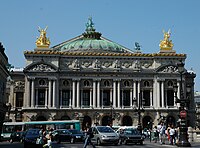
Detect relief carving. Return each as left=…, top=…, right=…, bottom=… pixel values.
left=30, top=64, right=56, bottom=72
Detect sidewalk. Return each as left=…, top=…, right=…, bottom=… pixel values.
left=144, top=139, right=200, bottom=147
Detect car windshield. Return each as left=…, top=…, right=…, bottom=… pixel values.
left=60, top=130, right=70, bottom=134
left=26, top=129, right=39, bottom=136
left=97, top=127, right=114, bottom=133
left=69, top=130, right=82, bottom=134
left=124, top=129, right=139, bottom=135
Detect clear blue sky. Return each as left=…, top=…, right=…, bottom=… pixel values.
left=0, top=0, right=200, bottom=90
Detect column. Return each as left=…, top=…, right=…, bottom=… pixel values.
left=60, top=90, right=62, bottom=107
left=90, top=89, right=92, bottom=107
left=133, top=81, right=136, bottom=99
left=93, top=81, right=96, bottom=108
left=26, top=78, right=31, bottom=107
left=177, top=82, right=181, bottom=107
left=97, top=81, right=100, bottom=108
left=150, top=89, right=153, bottom=107
left=110, top=89, right=113, bottom=104
left=72, top=81, right=76, bottom=108
left=130, top=89, right=133, bottom=107
left=48, top=80, right=52, bottom=107
left=113, top=81, right=116, bottom=108
left=157, top=80, right=160, bottom=108
left=77, top=80, right=80, bottom=108
left=13, top=93, right=16, bottom=108
left=35, top=89, right=38, bottom=107
left=117, top=80, right=121, bottom=108
left=153, top=79, right=157, bottom=108
left=45, top=88, right=48, bottom=107
left=161, top=81, right=165, bottom=108
left=31, top=79, right=35, bottom=108
left=137, top=80, right=141, bottom=106
left=52, top=80, right=56, bottom=108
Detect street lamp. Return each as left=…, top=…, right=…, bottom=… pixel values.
left=6, top=103, right=12, bottom=121
left=174, top=61, right=191, bottom=147
left=109, top=101, right=114, bottom=127
left=133, top=92, right=145, bottom=134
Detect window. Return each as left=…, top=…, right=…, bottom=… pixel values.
left=62, top=90, right=70, bottom=106
left=104, top=80, right=110, bottom=87
left=39, top=79, right=46, bottom=86
left=144, top=81, right=150, bottom=87
left=63, top=80, right=69, bottom=86
left=16, top=92, right=23, bottom=107
left=124, top=81, right=130, bottom=87
left=82, top=90, right=90, bottom=106
left=167, top=81, right=173, bottom=87
left=84, top=80, right=90, bottom=87
left=122, top=90, right=130, bottom=106
left=38, top=89, right=45, bottom=105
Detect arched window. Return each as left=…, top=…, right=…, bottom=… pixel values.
left=84, top=80, right=90, bottom=87
left=168, top=80, right=173, bottom=87
left=144, top=81, right=150, bottom=87
left=104, top=80, right=110, bottom=87
left=124, top=80, right=130, bottom=87
left=39, top=79, right=46, bottom=86
left=63, top=80, right=69, bottom=86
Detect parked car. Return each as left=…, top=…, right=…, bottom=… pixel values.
left=68, top=129, right=85, bottom=143
left=117, top=128, right=144, bottom=145
left=24, top=129, right=41, bottom=148
left=52, top=129, right=72, bottom=143
left=91, top=126, right=119, bottom=146
left=9, top=131, right=25, bottom=143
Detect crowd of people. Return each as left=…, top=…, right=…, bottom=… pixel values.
left=151, top=122, right=178, bottom=145
left=36, top=127, right=54, bottom=148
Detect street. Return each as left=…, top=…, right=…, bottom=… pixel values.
left=1, top=140, right=200, bottom=148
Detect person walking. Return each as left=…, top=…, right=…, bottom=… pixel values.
left=83, top=125, right=96, bottom=148
left=169, top=125, right=175, bottom=145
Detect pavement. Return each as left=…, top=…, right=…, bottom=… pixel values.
left=144, top=139, right=200, bottom=148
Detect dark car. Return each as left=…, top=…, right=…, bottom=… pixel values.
left=52, top=129, right=72, bottom=143
left=118, top=128, right=144, bottom=145
left=68, top=129, right=85, bottom=143
left=24, top=129, right=41, bottom=148
left=9, top=131, right=25, bottom=143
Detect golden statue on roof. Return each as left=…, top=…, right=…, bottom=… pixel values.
left=159, top=29, right=173, bottom=50
left=36, top=26, right=50, bottom=48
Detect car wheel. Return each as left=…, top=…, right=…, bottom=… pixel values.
left=70, top=137, right=75, bottom=143
left=118, top=139, right=122, bottom=145
left=124, top=139, right=127, bottom=145
left=97, top=138, right=101, bottom=146
left=140, top=141, right=143, bottom=145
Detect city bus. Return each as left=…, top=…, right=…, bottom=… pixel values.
left=1, top=120, right=80, bottom=141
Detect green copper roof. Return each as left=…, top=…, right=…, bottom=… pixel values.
left=55, top=17, right=133, bottom=53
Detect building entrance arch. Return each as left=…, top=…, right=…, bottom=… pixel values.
left=166, top=116, right=176, bottom=127
left=36, top=116, right=46, bottom=121
left=102, top=116, right=110, bottom=126
left=82, top=115, right=92, bottom=130
left=142, top=116, right=153, bottom=129
left=122, top=115, right=132, bottom=126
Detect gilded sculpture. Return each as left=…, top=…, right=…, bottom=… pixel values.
left=35, top=26, right=50, bottom=48
left=159, top=29, right=173, bottom=50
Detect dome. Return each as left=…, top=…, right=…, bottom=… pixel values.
left=59, top=37, right=128, bottom=53
left=54, top=17, right=133, bottom=54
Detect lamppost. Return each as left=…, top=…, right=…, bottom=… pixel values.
left=109, top=101, right=114, bottom=127
left=133, top=92, right=145, bottom=134
left=14, top=108, right=18, bottom=122
left=174, top=61, right=191, bottom=147
left=6, top=103, right=11, bottom=121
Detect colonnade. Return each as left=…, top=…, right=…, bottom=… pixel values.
left=23, top=77, right=181, bottom=109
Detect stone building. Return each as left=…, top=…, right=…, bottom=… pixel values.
left=0, top=42, right=9, bottom=131
left=7, top=18, right=196, bottom=129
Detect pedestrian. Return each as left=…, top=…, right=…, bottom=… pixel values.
left=153, top=126, right=158, bottom=143
left=83, top=125, right=96, bottom=148
left=169, top=125, right=175, bottom=145
left=159, top=123, right=166, bottom=144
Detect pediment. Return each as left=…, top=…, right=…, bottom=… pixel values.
left=24, top=62, right=57, bottom=72
left=156, top=65, right=178, bottom=73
